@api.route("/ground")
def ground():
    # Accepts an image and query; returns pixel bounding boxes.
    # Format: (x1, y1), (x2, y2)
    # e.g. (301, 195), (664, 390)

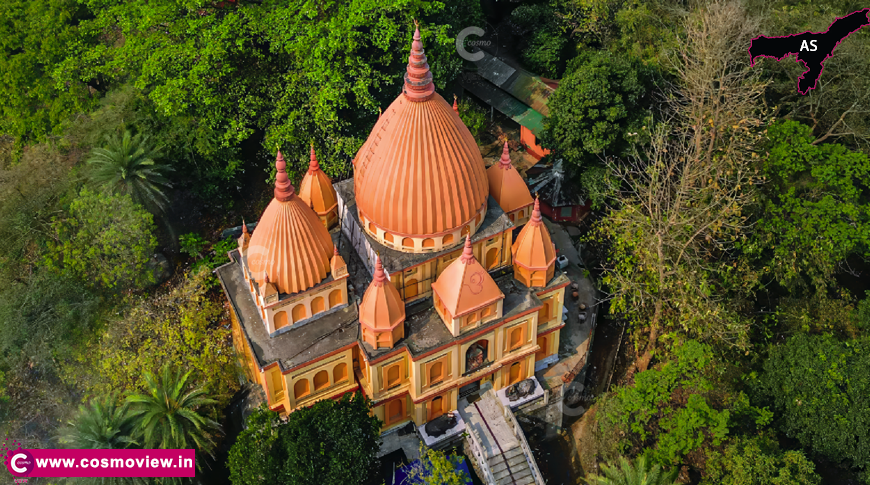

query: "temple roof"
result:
(353, 24), (489, 241)
(430, 235), (504, 318)
(246, 150), (334, 295)
(298, 145), (338, 216)
(512, 197), (556, 271)
(487, 141), (534, 213)
(359, 255), (406, 332)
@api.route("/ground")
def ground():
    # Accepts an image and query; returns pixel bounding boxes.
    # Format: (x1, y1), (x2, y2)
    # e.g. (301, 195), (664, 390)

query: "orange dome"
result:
(298, 145), (338, 217)
(354, 25), (488, 239)
(247, 151), (334, 295)
(512, 197), (556, 272)
(488, 141), (534, 213)
(431, 236), (504, 318)
(360, 256), (406, 348)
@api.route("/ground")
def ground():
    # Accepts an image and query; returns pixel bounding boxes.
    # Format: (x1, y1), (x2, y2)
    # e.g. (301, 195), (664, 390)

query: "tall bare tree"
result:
(593, 0), (770, 371)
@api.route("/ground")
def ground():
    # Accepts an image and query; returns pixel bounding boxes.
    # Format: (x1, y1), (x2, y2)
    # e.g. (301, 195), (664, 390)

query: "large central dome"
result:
(354, 25), (488, 251)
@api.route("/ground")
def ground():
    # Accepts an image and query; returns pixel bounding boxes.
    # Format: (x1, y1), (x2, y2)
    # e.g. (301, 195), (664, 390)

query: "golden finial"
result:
(414, 19), (419, 28)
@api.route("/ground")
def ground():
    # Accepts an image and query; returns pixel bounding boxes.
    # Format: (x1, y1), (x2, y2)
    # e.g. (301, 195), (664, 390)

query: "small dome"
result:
(512, 197), (556, 272)
(247, 151), (334, 295)
(354, 25), (488, 242)
(360, 256), (405, 348)
(298, 145), (338, 217)
(431, 235), (504, 318)
(487, 141), (534, 213)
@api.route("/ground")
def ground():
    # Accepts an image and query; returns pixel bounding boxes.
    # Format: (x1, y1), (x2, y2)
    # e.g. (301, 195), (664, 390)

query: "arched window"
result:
(368, 222), (376, 234)
(442, 234), (454, 245)
(313, 370), (329, 391)
(274, 311), (289, 330)
(429, 361), (443, 385)
(481, 306), (494, 318)
(386, 364), (401, 388)
(485, 248), (499, 269)
(461, 225), (470, 237)
(311, 296), (325, 315)
(404, 279), (418, 300)
(509, 213), (515, 222)
(294, 379), (310, 399)
(334, 363), (348, 383)
(423, 238), (435, 248)
(429, 396), (444, 421)
(291, 304), (307, 323)
(384, 232), (394, 243)
(402, 237), (414, 249)
(508, 361), (522, 385)
(535, 335), (549, 363)
(329, 289), (343, 308)
(538, 301), (551, 323)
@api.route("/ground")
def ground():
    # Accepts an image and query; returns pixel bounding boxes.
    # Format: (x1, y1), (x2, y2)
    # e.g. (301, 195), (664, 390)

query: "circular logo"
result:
(5, 448), (34, 477)
(455, 23), (499, 62)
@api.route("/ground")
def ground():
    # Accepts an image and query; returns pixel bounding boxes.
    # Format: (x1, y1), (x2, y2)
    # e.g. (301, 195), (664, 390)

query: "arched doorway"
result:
(388, 399), (404, 424)
(291, 304), (307, 323)
(274, 311), (289, 330)
(294, 379), (310, 399)
(535, 335), (549, 363)
(485, 248), (499, 269)
(313, 370), (329, 391)
(465, 340), (488, 373)
(538, 301), (551, 324)
(508, 361), (522, 385)
(329, 289), (342, 308)
(428, 396), (444, 421)
(311, 296), (325, 315)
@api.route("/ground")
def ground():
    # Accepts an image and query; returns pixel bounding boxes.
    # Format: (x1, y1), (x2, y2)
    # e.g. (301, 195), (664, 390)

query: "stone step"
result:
(490, 451), (528, 475)
(487, 445), (523, 466)
(495, 465), (533, 485)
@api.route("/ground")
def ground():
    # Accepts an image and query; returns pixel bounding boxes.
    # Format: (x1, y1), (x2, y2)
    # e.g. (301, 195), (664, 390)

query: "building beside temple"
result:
(217, 25), (568, 433)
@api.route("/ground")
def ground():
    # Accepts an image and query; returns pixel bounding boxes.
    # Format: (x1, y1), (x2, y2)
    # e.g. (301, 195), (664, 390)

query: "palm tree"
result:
(59, 393), (138, 449)
(60, 394), (147, 485)
(586, 455), (679, 485)
(86, 130), (173, 212)
(126, 365), (221, 456)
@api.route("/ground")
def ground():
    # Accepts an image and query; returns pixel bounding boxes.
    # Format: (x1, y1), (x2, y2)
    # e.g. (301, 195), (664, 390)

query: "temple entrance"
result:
(465, 340), (488, 374)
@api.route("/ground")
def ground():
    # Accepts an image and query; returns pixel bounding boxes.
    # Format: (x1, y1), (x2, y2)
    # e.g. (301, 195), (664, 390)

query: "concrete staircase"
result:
(459, 389), (543, 485)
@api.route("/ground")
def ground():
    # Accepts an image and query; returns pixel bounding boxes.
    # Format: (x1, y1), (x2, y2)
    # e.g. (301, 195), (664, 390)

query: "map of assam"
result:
(748, 8), (870, 94)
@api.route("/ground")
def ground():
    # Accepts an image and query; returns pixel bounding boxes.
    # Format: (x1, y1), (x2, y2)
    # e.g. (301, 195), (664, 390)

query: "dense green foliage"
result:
(752, 120), (870, 292)
(45, 188), (158, 290)
(228, 392), (381, 485)
(753, 334), (870, 473)
(703, 435), (821, 485)
(542, 51), (652, 166)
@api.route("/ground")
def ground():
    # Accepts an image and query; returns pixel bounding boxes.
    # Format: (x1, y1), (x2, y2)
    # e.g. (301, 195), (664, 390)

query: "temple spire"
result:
(498, 140), (512, 169)
(459, 234), (475, 264)
(372, 255), (387, 284)
(530, 195), (543, 226)
(274, 149), (295, 201)
(403, 21), (435, 102)
(308, 144), (320, 173)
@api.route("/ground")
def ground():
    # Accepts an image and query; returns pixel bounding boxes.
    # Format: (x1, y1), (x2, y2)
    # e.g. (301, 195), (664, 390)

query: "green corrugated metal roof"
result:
(462, 74), (547, 135)
(471, 51), (555, 118)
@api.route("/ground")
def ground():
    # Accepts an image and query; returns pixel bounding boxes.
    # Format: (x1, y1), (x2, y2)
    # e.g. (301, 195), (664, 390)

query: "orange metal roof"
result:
(247, 151), (334, 295)
(298, 145), (338, 216)
(487, 141), (534, 213)
(353, 25), (489, 239)
(431, 236), (504, 318)
(511, 197), (556, 270)
(359, 255), (406, 331)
